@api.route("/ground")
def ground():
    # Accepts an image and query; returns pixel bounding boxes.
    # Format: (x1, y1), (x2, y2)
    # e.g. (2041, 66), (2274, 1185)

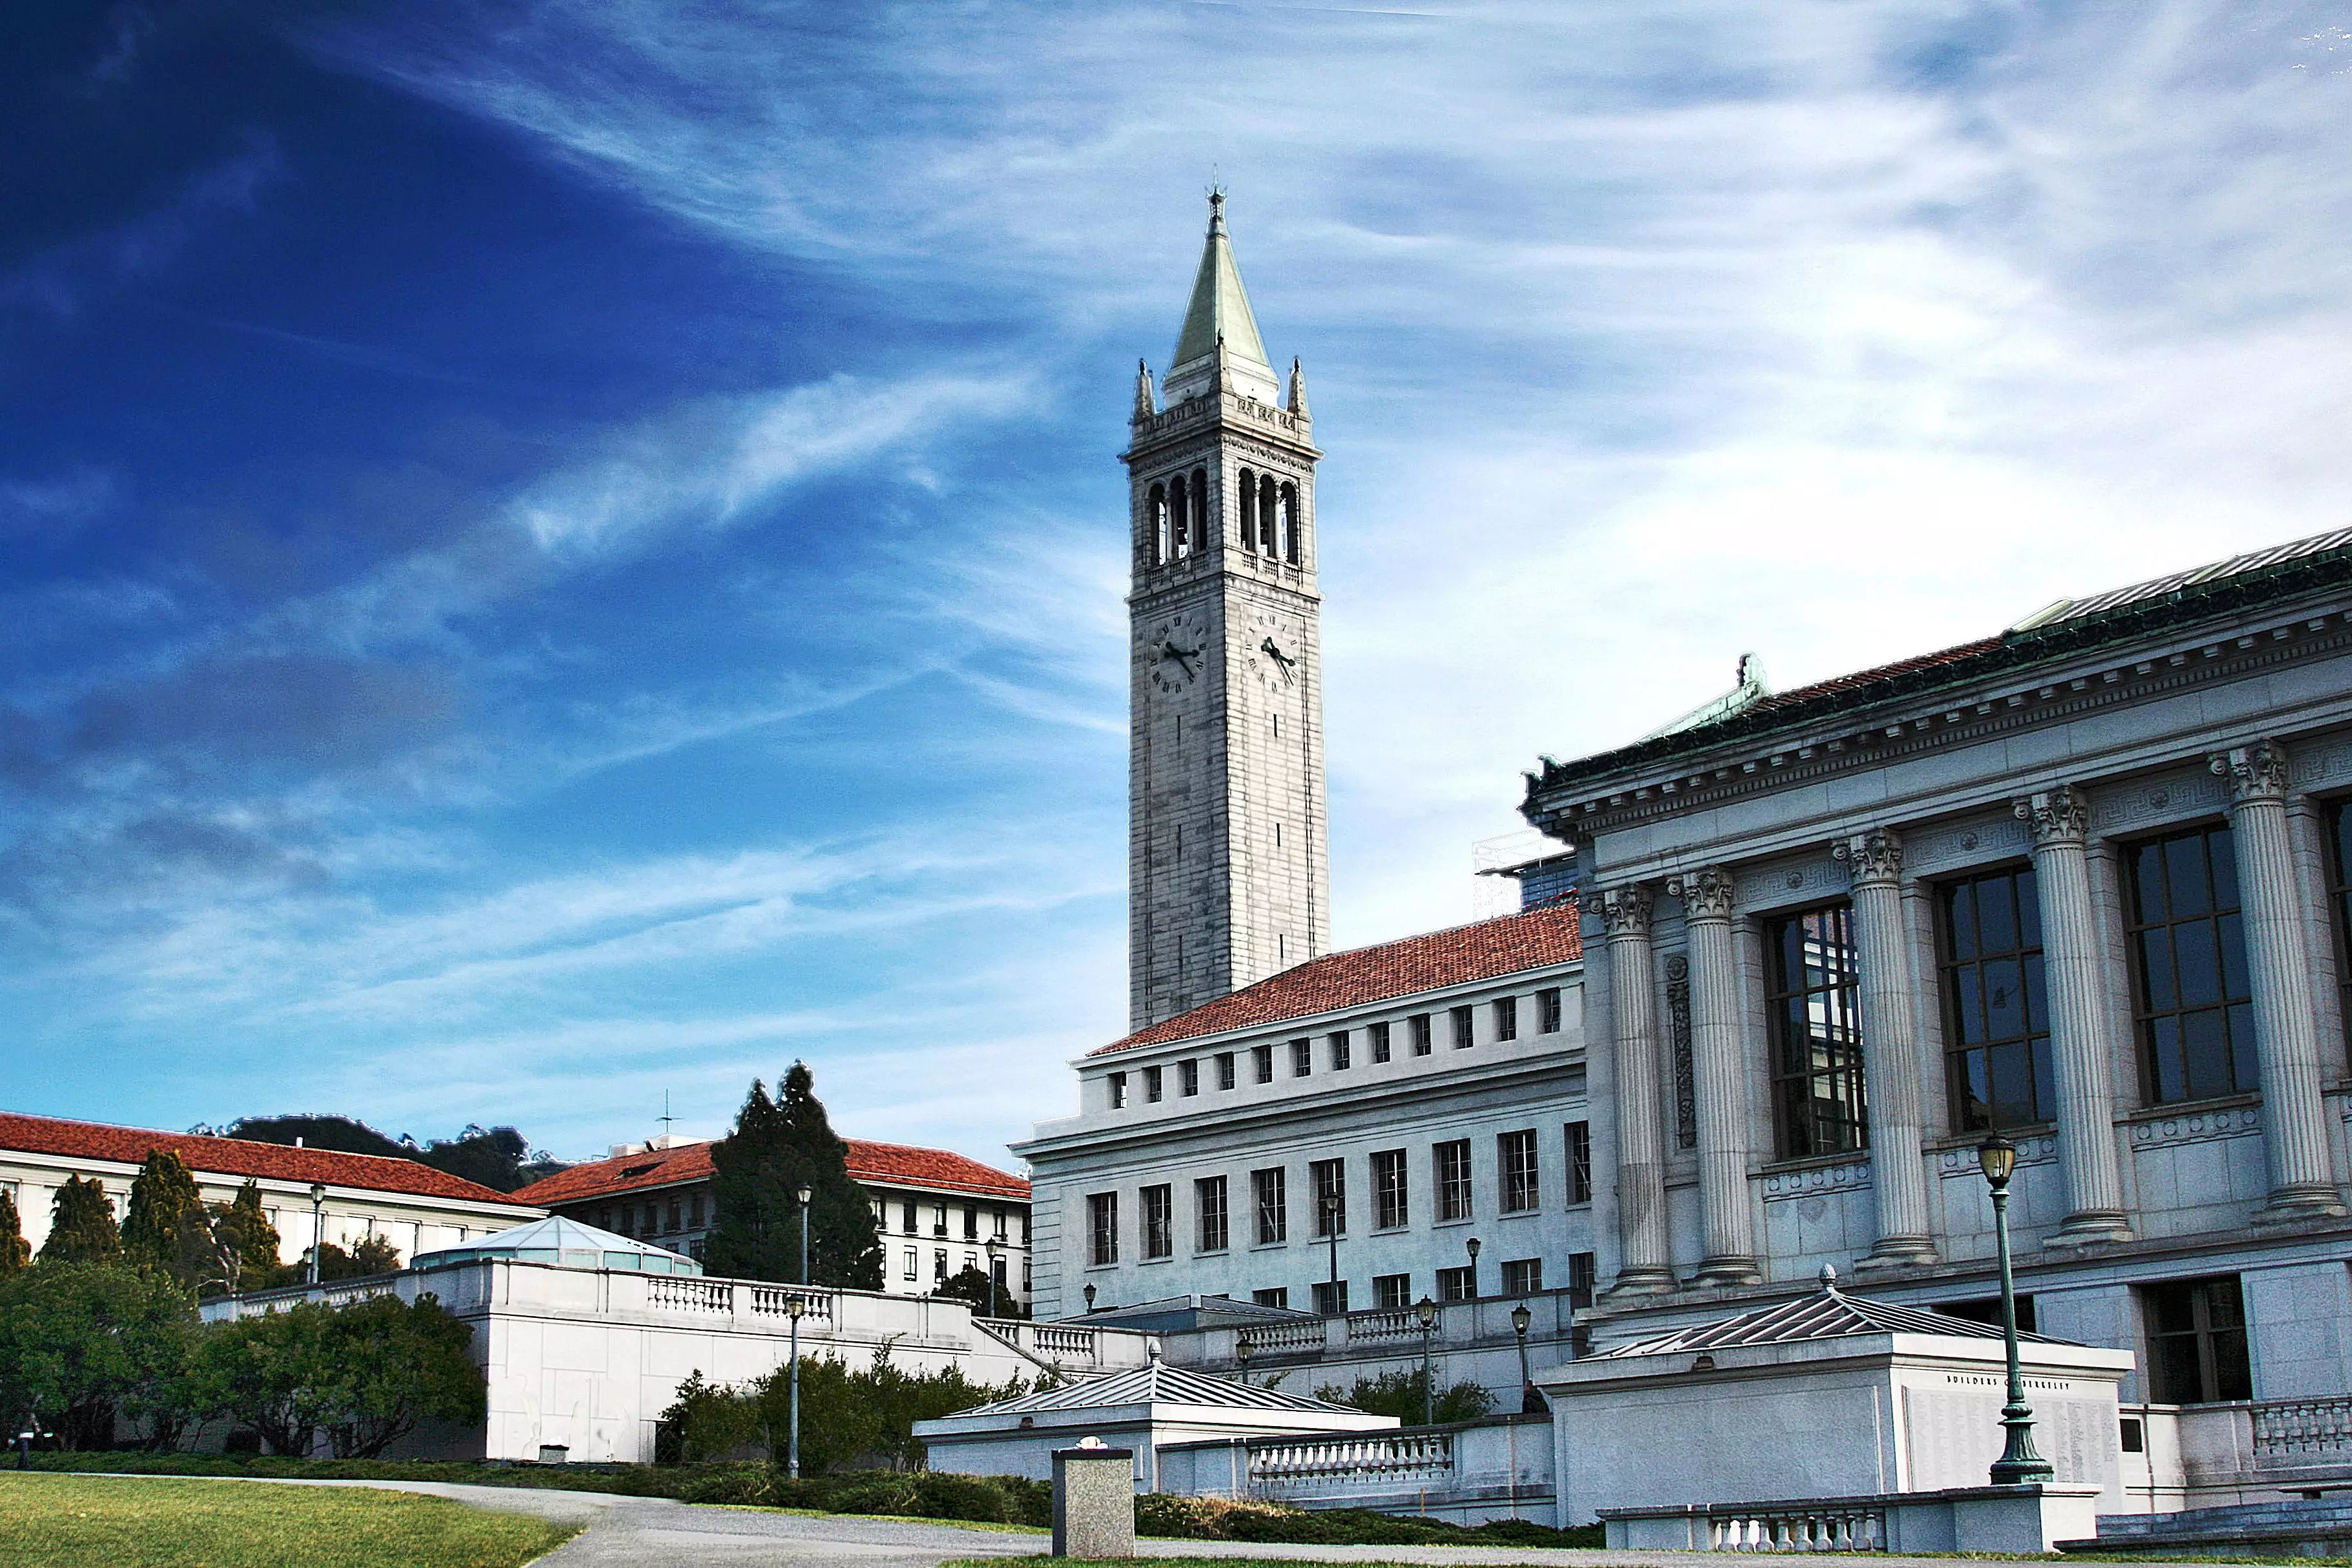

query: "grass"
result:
(0, 1473), (576, 1568)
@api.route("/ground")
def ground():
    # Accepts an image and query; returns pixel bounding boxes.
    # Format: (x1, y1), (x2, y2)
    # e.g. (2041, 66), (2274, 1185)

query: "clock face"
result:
(1144, 610), (1207, 694)
(1247, 608), (1302, 691)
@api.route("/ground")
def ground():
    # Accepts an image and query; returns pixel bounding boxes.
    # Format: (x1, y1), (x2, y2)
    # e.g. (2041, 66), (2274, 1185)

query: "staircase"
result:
(2065, 1493), (2352, 1557)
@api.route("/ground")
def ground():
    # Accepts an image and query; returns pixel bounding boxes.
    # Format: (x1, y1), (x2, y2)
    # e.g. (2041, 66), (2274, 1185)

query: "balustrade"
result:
(650, 1277), (733, 1314)
(2254, 1396), (2352, 1460)
(1707, 1506), (1884, 1553)
(1030, 1324), (1099, 1361)
(1250, 1431), (1453, 1484)
(746, 1284), (834, 1321)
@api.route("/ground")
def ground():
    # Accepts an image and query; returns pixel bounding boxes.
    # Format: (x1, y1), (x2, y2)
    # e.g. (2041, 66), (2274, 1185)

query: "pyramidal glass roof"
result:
(412, 1214), (702, 1276)
(1602, 1272), (2070, 1357)
(956, 1357), (1357, 1417)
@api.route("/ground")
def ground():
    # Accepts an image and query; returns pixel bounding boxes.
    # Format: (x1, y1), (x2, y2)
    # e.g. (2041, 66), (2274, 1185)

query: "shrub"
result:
(677, 1463), (775, 1505)
(1313, 1366), (1495, 1425)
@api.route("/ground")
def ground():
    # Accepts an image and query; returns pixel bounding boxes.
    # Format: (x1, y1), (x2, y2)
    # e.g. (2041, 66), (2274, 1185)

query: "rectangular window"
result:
(1565, 1120), (1593, 1205)
(2128, 824), (2256, 1103)
(1766, 903), (1869, 1158)
(1216, 1052), (1236, 1090)
(1411, 1013), (1433, 1055)
(1144, 1065), (1164, 1103)
(1450, 1004), (1475, 1048)
(1436, 1263), (1476, 1301)
(1141, 1184), (1173, 1260)
(1933, 1295), (2038, 1334)
(1372, 1149), (1409, 1229)
(1311, 1280), (1349, 1316)
(2143, 1276), (2252, 1403)
(963, 1205), (978, 1240)
(1290, 1037), (1312, 1077)
(902, 1247), (917, 1281)
(1108, 1071), (1129, 1110)
(1252, 1287), (1290, 1309)
(1567, 1252), (1597, 1309)
(993, 1209), (1008, 1240)
(1087, 1192), (1118, 1266)
(1435, 1138), (1473, 1222)
(1369, 1020), (1392, 1063)
(934, 1249), (949, 1281)
(901, 1200), (917, 1236)
(1195, 1175), (1229, 1253)
(1373, 1273), (1411, 1309)
(1502, 1257), (1543, 1295)
(933, 1204), (948, 1236)
(1252, 1167), (1287, 1245)
(1538, 987), (1563, 1034)
(1494, 996), (1519, 1041)
(1252, 1044), (1275, 1084)
(1329, 1030), (1351, 1070)
(1499, 1129), (1539, 1213)
(1939, 865), (2055, 1131)
(2329, 800), (2352, 1060)
(1180, 1059), (1199, 1097)
(1311, 1158), (1346, 1237)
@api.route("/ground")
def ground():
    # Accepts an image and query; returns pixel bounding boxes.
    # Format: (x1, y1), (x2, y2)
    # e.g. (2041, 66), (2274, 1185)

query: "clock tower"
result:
(1124, 193), (1330, 1030)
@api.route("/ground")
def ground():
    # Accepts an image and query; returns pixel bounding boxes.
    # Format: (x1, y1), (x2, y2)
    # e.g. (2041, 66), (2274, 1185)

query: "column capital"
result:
(2014, 785), (2090, 847)
(1672, 866), (1736, 923)
(1591, 883), (1653, 940)
(2211, 740), (2290, 804)
(1835, 826), (1904, 888)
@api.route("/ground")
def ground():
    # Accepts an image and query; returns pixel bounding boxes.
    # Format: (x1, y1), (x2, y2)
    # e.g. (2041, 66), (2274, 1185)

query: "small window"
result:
(1290, 1037), (1312, 1076)
(934, 1248), (949, 1281)
(902, 1247), (917, 1281)
(1252, 1044), (1275, 1084)
(1494, 996), (1519, 1041)
(933, 1204), (948, 1236)
(1329, 1030), (1351, 1070)
(1934, 1295), (2038, 1333)
(2121, 1418), (2145, 1454)
(1567, 1252), (1597, 1309)
(1087, 1193), (1118, 1267)
(1372, 1149), (1409, 1229)
(1369, 1021), (1392, 1063)
(1499, 1129), (1539, 1213)
(1538, 987), (1563, 1034)
(1435, 1139), (1473, 1222)
(1180, 1059), (1199, 1097)
(1252, 1287), (1290, 1308)
(2144, 1275), (2252, 1403)
(1566, 1121), (1593, 1206)
(1436, 1264), (1476, 1301)
(963, 1205), (978, 1240)
(1450, 1005), (1475, 1048)
(901, 1200), (917, 1236)
(1144, 1065), (1164, 1103)
(1108, 1072), (1129, 1110)
(1311, 1279), (1348, 1316)
(1410, 1014), (1433, 1055)
(1195, 1175), (1229, 1252)
(1216, 1052), (1237, 1090)
(1311, 1158), (1346, 1237)
(1252, 1167), (1287, 1245)
(1141, 1184), (1173, 1260)
(1502, 1258), (1543, 1295)
(1372, 1273), (1411, 1309)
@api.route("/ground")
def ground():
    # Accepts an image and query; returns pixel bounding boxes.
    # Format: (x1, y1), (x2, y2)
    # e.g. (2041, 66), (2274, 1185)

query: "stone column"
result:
(1838, 828), (1937, 1267)
(1597, 885), (1674, 1294)
(2211, 742), (2346, 1221)
(1679, 867), (1760, 1285)
(2015, 786), (2132, 1243)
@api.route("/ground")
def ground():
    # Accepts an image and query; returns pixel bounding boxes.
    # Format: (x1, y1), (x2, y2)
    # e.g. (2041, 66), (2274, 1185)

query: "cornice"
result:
(1122, 389), (1320, 465)
(1527, 587), (2352, 844)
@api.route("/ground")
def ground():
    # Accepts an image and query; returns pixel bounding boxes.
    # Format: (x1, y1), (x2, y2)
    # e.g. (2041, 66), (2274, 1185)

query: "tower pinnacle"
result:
(1165, 192), (1274, 404)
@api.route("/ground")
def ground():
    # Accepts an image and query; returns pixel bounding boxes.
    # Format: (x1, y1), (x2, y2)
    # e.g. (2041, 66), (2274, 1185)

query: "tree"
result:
(704, 1063), (882, 1288)
(317, 1293), (485, 1458)
(196, 1298), (341, 1455)
(0, 1262), (198, 1450)
(657, 1369), (759, 1462)
(1314, 1366), (1495, 1426)
(308, 1235), (402, 1282)
(122, 1149), (211, 1284)
(934, 1264), (1011, 1315)
(40, 1175), (121, 1265)
(205, 1181), (286, 1296)
(225, 1115), (557, 1193)
(0, 1188), (29, 1276)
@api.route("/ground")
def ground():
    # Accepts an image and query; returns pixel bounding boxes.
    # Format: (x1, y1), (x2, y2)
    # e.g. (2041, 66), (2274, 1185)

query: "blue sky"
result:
(6, 2), (2352, 1169)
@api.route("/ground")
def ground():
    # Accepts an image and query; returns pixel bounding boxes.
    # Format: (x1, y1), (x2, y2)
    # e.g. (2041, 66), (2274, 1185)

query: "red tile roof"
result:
(1092, 900), (1585, 1056)
(512, 1137), (1029, 1207)
(0, 1111), (531, 1208)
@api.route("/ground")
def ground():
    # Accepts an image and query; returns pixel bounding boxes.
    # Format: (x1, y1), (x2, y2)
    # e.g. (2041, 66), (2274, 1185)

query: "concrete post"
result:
(1054, 1439), (1137, 1558)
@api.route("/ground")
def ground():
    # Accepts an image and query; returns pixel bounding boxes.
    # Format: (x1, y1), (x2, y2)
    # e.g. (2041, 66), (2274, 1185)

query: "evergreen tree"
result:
(122, 1149), (210, 1282)
(205, 1181), (285, 1295)
(40, 1175), (121, 1265)
(0, 1188), (28, 1276)
(704, 1063), (883, 1288)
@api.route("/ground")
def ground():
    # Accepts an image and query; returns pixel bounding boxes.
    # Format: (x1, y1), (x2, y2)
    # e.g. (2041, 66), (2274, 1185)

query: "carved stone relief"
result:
(2093, 767), (2228, 837)
(1665, 954), (1696, 1149)
(1902, 813), (2031, 876)
(2127, 1104), (2262, 1147)
(1735, 858), (1843, 912)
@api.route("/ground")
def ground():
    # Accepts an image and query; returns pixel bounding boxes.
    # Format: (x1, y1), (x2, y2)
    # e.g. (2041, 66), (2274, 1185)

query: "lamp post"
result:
(1083, 1282), (1098, 1313)
(1414, 1295), (1438, 1427)
(985, 1237), (1002, 1319)
(307, 1182), (327, 1286)
(1464, 1236), (1481, 1298)
(1235, 1335), (1254, 1383)
(1511, 1300), (1536, 1412)
(1977, 1134), (2053, 1486)
(1320, 1193), (1341, 1312)
(796, 1182), (813, 1287)
(785, 1293), (806, 1479)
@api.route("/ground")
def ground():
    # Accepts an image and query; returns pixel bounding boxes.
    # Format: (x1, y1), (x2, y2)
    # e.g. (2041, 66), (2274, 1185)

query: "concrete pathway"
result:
(69, 1474), (2228, 1567)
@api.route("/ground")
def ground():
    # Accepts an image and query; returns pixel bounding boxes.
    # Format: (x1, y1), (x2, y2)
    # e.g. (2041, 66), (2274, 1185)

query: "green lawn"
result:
(0, 1474), (575, 1568)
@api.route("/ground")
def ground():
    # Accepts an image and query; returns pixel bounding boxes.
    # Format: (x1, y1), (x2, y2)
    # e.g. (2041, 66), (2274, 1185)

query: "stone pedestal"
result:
(1054, 1441), (1136, 1558)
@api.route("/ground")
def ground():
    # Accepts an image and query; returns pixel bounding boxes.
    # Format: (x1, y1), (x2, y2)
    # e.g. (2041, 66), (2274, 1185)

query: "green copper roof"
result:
(1172, 192), (1270, 373)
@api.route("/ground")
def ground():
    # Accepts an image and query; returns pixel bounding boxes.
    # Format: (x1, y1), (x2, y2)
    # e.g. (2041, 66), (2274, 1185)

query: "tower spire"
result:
(1165, 190), (1274, 403)
(1287, 357), (1309, 418)
(1133, 359), (1157, 421)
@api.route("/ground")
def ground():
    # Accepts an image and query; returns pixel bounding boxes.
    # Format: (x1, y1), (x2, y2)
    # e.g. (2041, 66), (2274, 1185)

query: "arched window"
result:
(1280, 483), (1301, 565)
(1168, 476), (1190, 557)
(1236, 469), (1258, 553)
(1258, 479), (1278, 557)
(1190, 469), (1209, 554)
(1148, 483), (1168, 566)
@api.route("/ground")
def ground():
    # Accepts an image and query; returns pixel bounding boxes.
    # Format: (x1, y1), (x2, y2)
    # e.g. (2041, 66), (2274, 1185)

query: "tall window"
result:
(1141, 1184), (1173, 1260)
(2127, 824), (2255, 1103)
(1766, 903), (1868, 1158)
(1195, 1175), (1228, 1252)
(1107, 1072), (1128, 1110)
(1087, 1193), (1118, 1266)
(1252, 1167), (1287, 1244)
(1411, 1014), (1433, 1055)
(1373, 1273), (1410, 1309)
(1259, 479), (1278, 556)
(1252, 1044), (1274, 1084)
(1189, 469), (1208, 553)
(1168, 474), (1190, 559)
(1236, 468), (1256, 553)
(1939, 865), (2054, 1131)
(1499, 1129), (1539, 1212)
(1567, 1252), (1597, 1309)
(1180, 1058), (1199, 1096)
(1369, 1021), (1392, 1063)
(1502, 1258), (1542, 1295)
(2331, 800), (2352, 1061)
(1494, 996), (1519, 1041)
(901, 1200), (917, 1235)
(1147, 483), (1168, 566)
(1539, 987), (1563, 1033)
(2143, 1276), (2252, 1403)
(1216, 1052), (1236, 1090)
(1290, 1037), (1312, 1077)
(1372, 1149), (1408, 1228)
(1565, 1120), (1593, 1205)
(1310, 1279), (1348, 1315)
(1144, 1065), (1163, 1103)
(1329, 1030), (1352, 1070)
(1450, 1005), (1475, 1048)
(1311, 1158), (1346, 1236)
(1435, 1139), (1473, 1222)
(1280, 483), (1301, 565)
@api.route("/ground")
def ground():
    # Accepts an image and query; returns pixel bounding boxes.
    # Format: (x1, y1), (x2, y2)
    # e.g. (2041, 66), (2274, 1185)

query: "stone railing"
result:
(2254, 1396), (2352, 1462)
(650, 1277), (734, 1314)
(1028, 1323), (1100, 1362)
(746, 1284), (836, 1323)
(1705, 1505), (1886, 1552)
(1237, 1318), (1326, 1357)
(1251, 1431), (1453, 1484)
(1345, 1308), (1423, 1343)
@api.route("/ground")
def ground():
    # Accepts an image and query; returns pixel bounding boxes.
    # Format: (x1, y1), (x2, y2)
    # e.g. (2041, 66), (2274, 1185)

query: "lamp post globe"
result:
(307, 1182), (328, 1286)
(795, 1184), (814, 1287)
(984, 1238), (1002, 1319)
(784, 1295), (807, 1479)
(1977, 1133), (2053, 1486)
(1511, 1300), (1536, 1412)
(1414, 1295), (1439, 1427)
